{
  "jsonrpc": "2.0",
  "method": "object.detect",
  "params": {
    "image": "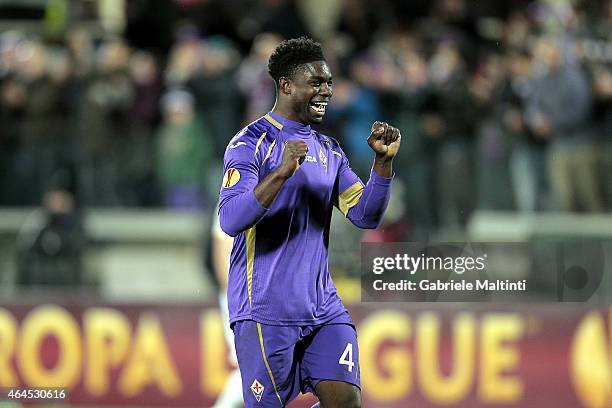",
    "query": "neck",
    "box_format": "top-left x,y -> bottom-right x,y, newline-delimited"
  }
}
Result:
271,100 -> 303,124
